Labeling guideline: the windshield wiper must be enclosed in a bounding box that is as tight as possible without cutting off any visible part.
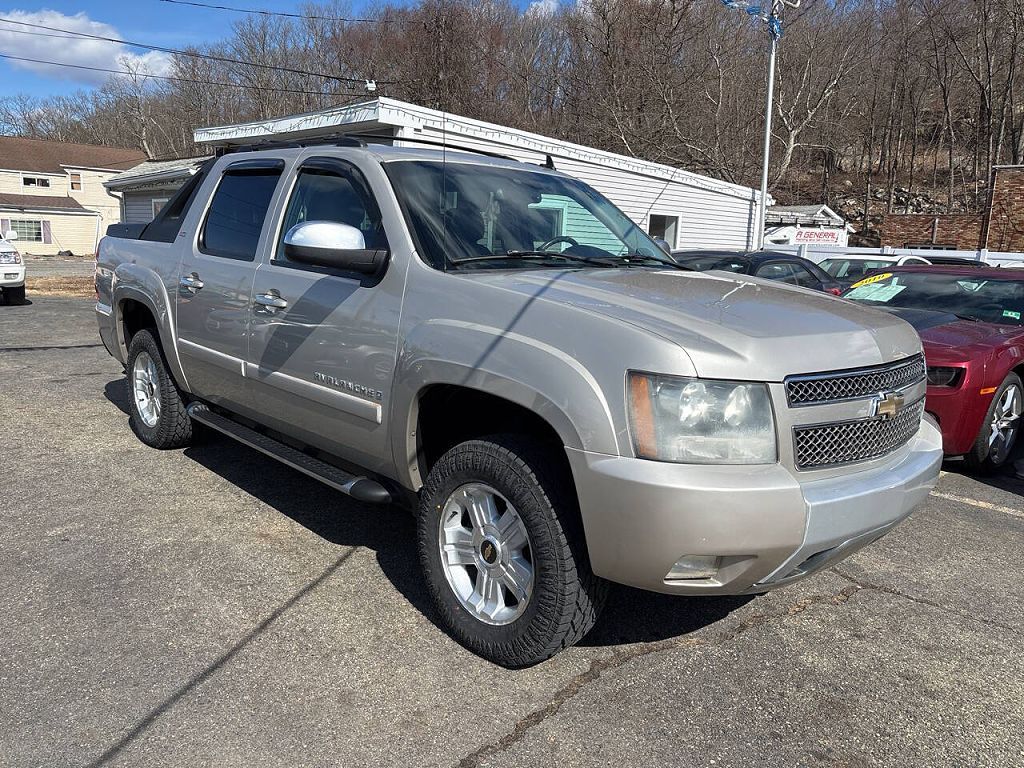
[951,312,980,322]
[449,250,620,267]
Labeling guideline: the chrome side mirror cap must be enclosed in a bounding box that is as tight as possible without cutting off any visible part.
[282,221,387,275]
[3,230,18,241]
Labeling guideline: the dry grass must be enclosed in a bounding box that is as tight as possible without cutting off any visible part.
[26,276,95,298]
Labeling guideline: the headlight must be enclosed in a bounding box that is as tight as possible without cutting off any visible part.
[0,252,20,264]
[628,372,777,464]
[927,366,963,387]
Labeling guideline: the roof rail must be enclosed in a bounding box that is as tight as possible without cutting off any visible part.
[216,134,367,156]
[214,131,519,162]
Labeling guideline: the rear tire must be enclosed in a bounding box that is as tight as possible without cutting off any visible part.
[417,435,607,667]
[965,372,1022,473]
[126,329,193,449]
[4,285,25,305]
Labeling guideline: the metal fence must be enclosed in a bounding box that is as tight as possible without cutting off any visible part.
[768,244,1024,268]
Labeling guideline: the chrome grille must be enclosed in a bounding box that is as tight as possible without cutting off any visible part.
[793,399,925,470]
[786,355,926,406]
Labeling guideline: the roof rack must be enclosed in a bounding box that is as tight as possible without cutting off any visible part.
[216,134,366,156]
[214,131,518,162]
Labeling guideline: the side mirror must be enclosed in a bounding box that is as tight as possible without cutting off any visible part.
[283,221,387,275]
[653,238,672,256]
[3,230,18,241]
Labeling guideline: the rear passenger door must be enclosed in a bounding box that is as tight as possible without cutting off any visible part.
[245,156,402,474]
[176,159,284,408]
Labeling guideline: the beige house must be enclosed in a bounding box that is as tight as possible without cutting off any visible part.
[0,137,146,257]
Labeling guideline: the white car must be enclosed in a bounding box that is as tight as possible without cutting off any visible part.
[0,230,26,305]
[817,254,931,285]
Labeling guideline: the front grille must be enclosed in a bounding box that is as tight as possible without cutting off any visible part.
[793,399,924,470]
[786,355,925,406]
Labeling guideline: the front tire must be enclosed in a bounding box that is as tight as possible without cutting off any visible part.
[417,436,607,667]
[126,329,193,449]
[965,372,1022,472]
[4,285,25,305]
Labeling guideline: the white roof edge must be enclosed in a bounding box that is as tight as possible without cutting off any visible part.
[194,97,764,203]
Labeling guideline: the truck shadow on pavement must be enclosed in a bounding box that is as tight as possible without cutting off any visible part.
[103,378,751,648]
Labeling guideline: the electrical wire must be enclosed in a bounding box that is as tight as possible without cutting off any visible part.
[0,51,375,97]
[157,0,407,23]
[0,15,392,84]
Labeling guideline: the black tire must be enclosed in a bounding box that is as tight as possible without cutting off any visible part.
[417,435,607,667]
[126,329,193,449]
[964,372,1022,473]
[4,285,25,305]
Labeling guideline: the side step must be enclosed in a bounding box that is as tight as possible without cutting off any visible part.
[187,404,391,504]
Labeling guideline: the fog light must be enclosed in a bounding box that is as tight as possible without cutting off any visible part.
[665,555,720,581]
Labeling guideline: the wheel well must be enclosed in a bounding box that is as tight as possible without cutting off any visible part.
[416,385,567,478]
[120,299,157,347]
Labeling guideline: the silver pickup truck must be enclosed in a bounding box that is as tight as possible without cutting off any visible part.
[96,139,943,667]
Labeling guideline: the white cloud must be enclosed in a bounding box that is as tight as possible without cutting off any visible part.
[526,0,560,17]
[0,9,173,86]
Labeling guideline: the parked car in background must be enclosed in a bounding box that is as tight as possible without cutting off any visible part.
[671,250,843,294]
[0,231,25,305]
[918,255,987,267]
[819,254,932,287]
[843,266,1024,471]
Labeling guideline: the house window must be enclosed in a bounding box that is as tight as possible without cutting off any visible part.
[70,173,82,191]
[648,214,679,249]
[22,176,50,188]
[152,198,169,218]
[10,219,43,242]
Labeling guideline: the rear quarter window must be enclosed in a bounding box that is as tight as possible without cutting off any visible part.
[199,169,282,261]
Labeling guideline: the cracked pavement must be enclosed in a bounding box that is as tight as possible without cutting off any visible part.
[1,297,1022,767]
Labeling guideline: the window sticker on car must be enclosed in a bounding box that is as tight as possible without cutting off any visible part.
[1003,310,1022,320]
[849,272,893,288]
[844,283,907,302]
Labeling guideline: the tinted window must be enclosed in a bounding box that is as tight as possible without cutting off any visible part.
[277,167,385,262]
[200,170,281,261]
[844,272,1024,325]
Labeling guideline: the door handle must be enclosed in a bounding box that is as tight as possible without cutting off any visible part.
[253,291,288,312]
[179,273,204,292]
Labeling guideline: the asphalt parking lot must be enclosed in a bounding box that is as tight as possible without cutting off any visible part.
[1,296,1022,768]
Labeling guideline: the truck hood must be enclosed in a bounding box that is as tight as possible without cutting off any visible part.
[459,268,922,381]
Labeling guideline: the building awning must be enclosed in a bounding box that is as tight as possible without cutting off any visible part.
[104,156,210,191]
[0,193,89,212]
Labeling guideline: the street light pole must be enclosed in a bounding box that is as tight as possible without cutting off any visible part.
[756,16,778,250]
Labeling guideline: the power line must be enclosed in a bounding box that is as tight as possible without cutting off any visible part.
[0,16,391,85]
[158,0,406,23]
[0,51,375,97]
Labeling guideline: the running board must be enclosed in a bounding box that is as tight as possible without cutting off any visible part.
[187,404,391,504]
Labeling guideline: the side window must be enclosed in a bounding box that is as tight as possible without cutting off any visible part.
[200,169,282,261]
[755,262,797,283]
[276,165,385,263]
[787,262,820,288]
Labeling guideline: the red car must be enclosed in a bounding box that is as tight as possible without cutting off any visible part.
[843,266,1024,471]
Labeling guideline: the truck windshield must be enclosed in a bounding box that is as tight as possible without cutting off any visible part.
[384,159,673,271]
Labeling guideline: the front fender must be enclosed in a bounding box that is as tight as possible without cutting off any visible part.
[112,263,191,392]
[390,318,620,489]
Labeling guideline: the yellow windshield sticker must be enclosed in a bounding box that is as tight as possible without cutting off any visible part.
[850,272,893,289]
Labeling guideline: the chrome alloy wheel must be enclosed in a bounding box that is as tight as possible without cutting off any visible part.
[988,383,1022,465]
[437,483,534,625]
[132,350,162,428]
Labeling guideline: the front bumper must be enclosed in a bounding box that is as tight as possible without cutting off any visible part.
[566,416,943,595]
[0,263,25,287]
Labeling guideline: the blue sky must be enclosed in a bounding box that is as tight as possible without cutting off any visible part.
[0,0,409,98]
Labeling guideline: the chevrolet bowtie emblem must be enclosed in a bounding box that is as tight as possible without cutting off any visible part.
[873,390,906,420]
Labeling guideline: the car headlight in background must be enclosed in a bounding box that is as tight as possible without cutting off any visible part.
[0,251,21,264]
[926,366,963,387]
[628,372,777,464]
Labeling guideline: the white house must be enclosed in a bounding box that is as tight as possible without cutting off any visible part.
[191,97,766,251]
[763,204,852,247]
